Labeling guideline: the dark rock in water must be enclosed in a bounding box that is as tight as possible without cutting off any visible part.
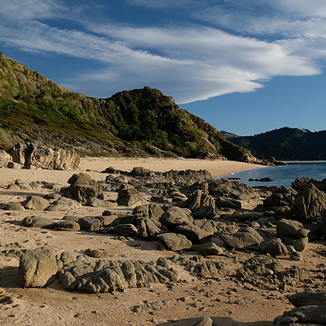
[157,233,192,251]
[292,183,326,222]
[17,247,58,288]
[219,226,264,249]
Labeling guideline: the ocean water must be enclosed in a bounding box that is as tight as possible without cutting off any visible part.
[215,162,326,189]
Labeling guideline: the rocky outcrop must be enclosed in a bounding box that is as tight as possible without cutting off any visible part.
[0,150,11,167]
[17,247,58,287]
[8,142,80,170]
[116,184,144,207]
[157,233,193,251]
[58,254,178,293]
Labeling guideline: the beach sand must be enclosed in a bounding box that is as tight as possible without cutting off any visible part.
[0,157,323,326]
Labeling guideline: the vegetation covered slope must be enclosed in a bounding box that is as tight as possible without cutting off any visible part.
[0,52,249,159]
[224,127,326,160]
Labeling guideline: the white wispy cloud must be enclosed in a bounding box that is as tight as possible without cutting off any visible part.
[0,0,325,103]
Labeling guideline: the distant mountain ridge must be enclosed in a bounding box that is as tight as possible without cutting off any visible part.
[0,52,249,160]
[222,127,326,160]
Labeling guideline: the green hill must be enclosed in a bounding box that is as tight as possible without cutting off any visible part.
[0,52,249,160]
[224,127,326,160]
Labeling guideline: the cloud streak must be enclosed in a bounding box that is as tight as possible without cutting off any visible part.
[0,0,325,103]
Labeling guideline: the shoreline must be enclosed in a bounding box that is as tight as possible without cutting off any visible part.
[78,157,266,178]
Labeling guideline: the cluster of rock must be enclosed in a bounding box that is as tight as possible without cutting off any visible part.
[274,291,326,326]
[0,142,80,170]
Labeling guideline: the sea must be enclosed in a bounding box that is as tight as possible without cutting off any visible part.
[215,161,326,189]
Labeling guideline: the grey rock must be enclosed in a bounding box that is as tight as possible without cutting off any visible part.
[46,197,82,211]
[116,184,144,207]
[160,206,194,228]
[174,223,212,244]
[23,196,49,210]
[53,220,80,232]
[78,216,102,232]
[274,305,326,326]
[202,243,224,255]
[260,238,288,257]
[191,316,218,326]
[5,202,25,211]
[288,292,326,307]
[157,233,192,251]
[17,247,58,287]
[22,216,54,228]
[219,226,264,249]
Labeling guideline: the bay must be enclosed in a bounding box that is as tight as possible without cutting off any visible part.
[216,162,326,188]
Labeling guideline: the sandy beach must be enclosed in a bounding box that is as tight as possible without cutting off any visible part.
[0,157,323,326]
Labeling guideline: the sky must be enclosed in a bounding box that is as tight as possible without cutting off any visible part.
[1,0,326,136]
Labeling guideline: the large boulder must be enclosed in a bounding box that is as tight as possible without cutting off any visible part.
[160,206,194,229]
[180,189,216,218]
[219,226,264,249]
[292,183,326,222]
[174,223,212,244]
[277,219,310,251]
[63,173,103,204]
[0,150,11,167]
[17,247,58,287]
[157,233,192,251]
[23,196,50,210]
[116,184,144,207]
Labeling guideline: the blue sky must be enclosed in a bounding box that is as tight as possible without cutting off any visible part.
[1,0,326,136]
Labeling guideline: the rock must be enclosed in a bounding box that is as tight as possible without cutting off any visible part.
[58,257,178,293]
[292,183,326,222]
[191,316,218,326]
[208,178,258,201]
[137,218,162,239]
[116,184,144,207]
[160,206,194,229]
[274,305,326,326]
[157,233,192,251]
[181,190,216,218]
[78,216,102,232]
[46,197,82,211]
[17,247,58,287]
[86,197,118,208]
[22,216,54,228]
[113,224,139,237]
[219,226,264,249]
[236,254,284,278]
[290,251,303,261]
[63,173,103,204]
[216,197,242,209]
[23,196,49,210]
[192,260,227,278]
[277,219,310,251]
[0,150,11,167]
[5,202,25,211]
[174,223,212,244]
[260,238,288,257]
[53,220,81,232]
[202,243,224,255]
[8,142,80,170]
[288,292,326,307]
[133,203,164,223]
[321,209,326,238]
